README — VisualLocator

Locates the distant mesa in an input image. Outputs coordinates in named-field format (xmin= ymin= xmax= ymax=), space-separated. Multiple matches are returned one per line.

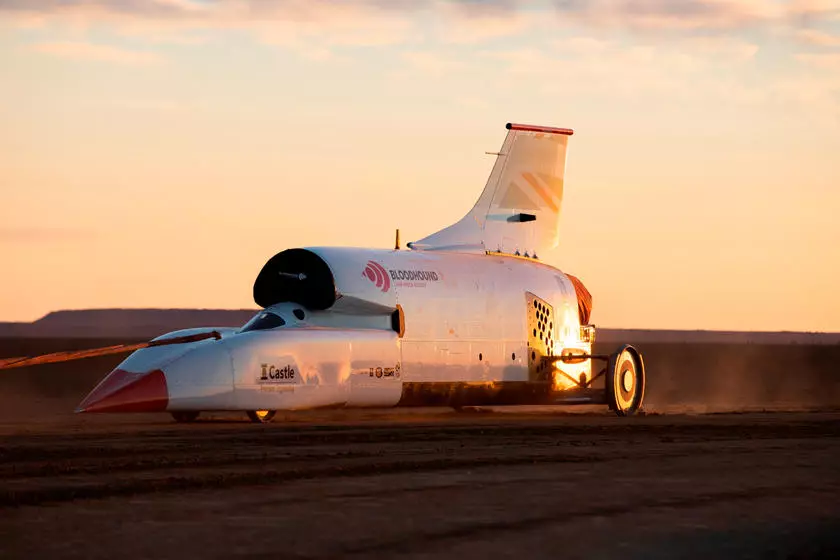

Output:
xmin=600 ymin=328 xmax=840 ymax=346
xmin=0 ymin=309 xmax=837 ymax=344
xmin=0 ymin=309 xmax=258 ymax=339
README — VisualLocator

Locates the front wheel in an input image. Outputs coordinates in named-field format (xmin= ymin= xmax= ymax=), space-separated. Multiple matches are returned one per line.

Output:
xmin=246 ymin=410 xmax=276 ymax=423
xmin=171 ymin=411 xmax=200 ymax=423
xmin=606 ymin=346 xmax=645 ymax=416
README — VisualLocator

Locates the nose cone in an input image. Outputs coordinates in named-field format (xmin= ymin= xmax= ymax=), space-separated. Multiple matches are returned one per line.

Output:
xmin=76 ymin=369 xmax=168 ymax=413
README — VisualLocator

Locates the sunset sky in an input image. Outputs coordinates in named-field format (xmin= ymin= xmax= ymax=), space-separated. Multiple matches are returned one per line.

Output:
xmin=1 ymin=0 xmax=838 ymax=331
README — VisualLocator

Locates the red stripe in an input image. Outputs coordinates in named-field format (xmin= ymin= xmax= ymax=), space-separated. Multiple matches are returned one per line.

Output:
xmin=506 ymin=123 xmax=574 ymax=135
xmin=77 ymin=369 xmax=168 ymax=413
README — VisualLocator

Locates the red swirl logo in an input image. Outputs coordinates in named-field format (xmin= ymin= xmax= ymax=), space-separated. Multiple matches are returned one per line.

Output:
xmin=362 ymin=261 xmax=390 ymax=292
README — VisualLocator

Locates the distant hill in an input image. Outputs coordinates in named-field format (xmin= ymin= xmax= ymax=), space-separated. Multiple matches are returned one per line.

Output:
xmin=0 ymin=309 xmax=838 ymax=344
xmin=0 ymin=309 xmax=257 ymax=339
xmin=597 ymin=329 xmax=840 ymax=345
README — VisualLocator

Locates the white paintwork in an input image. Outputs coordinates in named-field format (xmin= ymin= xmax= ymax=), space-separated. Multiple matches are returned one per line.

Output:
xmin=84 ymin=123 xmax=610 ymax=414
xmin=104 ymin=248 xmax=592 ymax=411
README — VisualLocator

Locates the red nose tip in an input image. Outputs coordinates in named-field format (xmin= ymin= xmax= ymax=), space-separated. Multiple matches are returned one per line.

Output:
xmin=76 ymin=369 xmax=168 ymax=413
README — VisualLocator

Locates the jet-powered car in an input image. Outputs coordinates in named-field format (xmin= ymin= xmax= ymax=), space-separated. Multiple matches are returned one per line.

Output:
xmin=75 ymin=123 xmax=645 ymax=422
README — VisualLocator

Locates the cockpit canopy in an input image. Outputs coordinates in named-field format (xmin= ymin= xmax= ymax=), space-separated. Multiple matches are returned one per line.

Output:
xmin=240 ymin=311 xmax=286 ymax=333
xmin=239 ymin=303 xmax=308 ymax=333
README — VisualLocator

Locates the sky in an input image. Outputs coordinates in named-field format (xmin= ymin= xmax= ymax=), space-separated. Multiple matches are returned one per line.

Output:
xmin=1 ymin=0 xmax=839 ymax=331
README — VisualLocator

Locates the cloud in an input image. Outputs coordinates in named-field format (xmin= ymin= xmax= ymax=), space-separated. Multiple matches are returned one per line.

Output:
xmin=30 ymin=41 xmax=162 ymax=64
xmin=486 ymin=43 xmax=702 ymax=98
xmin=796 ymin=51 xmax=840 ymax=69
xmin=0 ymin=0 xmax=539 ymax=63
xmin=401 ymin=51 xmax=464 ymax=75
xmin=0 ymin=0 xmax=204 ymax=19
xmin=558 ymin=33 xmax=760 ymax=61
xmin=562 ymin=36 xmax=612 ymax=53
xmin=1 ymin=0 xmax=838 ymax=57
xmin=254 ymin=11 xmax=414 ymax=51
xmin=482 ymin=34 xmax=778 ymax=111
xmin=793 ymin=27 xmax=840 ymax=46
xmin=552 ymin=0 xmax=783 ymax=32
xmin=787 ymin=0 xmax=840 ymax=23
xmin=678 ymin=35 xmax=760 ymax=59
xmin=432 ymin=3 xmax=536 ymax=43
xmin=0 ymin=1 xmax=814 ymax=38
xmin=0 ymin=0 xmax=462 ymax=24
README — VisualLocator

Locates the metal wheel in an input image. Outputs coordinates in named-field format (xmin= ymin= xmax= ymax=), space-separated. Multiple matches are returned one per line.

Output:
xmin=606 ymin=345 xmax=645 ymax=416
xmin=171 ymin=411 xmax=200 ymax=423
xmin=246 ymin=410 xmax=276 ymax=423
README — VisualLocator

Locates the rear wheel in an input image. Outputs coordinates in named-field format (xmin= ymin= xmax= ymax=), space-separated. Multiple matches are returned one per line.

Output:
xmin=246 ymin=410 xmax=276 ymax=423
xmin=171 ymin=411 xmax=200 ymax=423
xmin=606 ymin=346 xmax=645 ymax=416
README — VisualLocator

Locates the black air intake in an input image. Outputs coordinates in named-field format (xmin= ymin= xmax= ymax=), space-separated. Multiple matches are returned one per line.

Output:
xmin=253 ymin=249 xmax=337 ymax=310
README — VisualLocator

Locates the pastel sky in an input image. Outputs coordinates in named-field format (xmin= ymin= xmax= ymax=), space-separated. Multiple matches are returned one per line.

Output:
xmin=1 ymin=0 xmax=839 ymax=331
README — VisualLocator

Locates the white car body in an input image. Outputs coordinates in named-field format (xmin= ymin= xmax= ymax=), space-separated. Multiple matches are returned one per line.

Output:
xmin=77 ymin=123 xmax=645 ymax=419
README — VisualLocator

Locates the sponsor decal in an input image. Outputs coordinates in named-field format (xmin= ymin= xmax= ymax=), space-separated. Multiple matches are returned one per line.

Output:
xmin=389 ymin=269 xmax=440 ymax=283
xmin=363 ymin=261 xmax=391 ymax=292
xmin=369 ymin=362 xmax=401 ymax=378
xmin=362 ymin=261 xmax=441 ymax=291
xmin=259 ymin=363 xmax=296 ymax=384
xmin=260 ymin=385 xmax=294 ymax=393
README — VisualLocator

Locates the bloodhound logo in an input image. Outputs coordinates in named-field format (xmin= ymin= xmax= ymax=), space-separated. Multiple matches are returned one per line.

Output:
xmin=363 ymin=260 xmax=391 ymax=293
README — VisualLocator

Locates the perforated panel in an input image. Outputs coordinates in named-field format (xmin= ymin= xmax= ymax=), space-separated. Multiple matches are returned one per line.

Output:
xmin=526 ymin=292 xmax=555 ymax=382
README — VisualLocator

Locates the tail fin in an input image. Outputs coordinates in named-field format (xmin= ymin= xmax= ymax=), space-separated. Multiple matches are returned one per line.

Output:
xmin=409 ymin=123 xmax=572 ymax=258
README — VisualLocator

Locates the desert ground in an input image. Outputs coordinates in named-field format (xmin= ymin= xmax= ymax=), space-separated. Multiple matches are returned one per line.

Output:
xmin=1 ymin=338 xmax=839 ymax=559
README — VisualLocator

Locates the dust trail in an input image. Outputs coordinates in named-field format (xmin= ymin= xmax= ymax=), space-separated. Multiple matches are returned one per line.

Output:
xmin=2 ymin=338 xmax=839 ymax=424
xmin=0 ymin=337 xmax=132 ymax=424
xmin=615 ymin=342 xmax=840 ymax=414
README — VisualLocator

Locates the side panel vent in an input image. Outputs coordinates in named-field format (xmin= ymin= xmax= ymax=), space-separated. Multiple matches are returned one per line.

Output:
xmin=526 ymin=292 xmax=555 ymax=383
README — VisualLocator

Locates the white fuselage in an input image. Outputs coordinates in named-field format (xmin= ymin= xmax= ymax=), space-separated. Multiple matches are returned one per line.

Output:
xmin=97 ymin=247 xmax=592 ymax=412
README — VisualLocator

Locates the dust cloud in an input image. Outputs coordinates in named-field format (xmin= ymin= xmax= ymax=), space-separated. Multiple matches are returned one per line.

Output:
xmin=602 ymin=342 xmax=840 ymax=414
xmin=0 ymin=339 xmax=838 ymax=423
xmin=0 ymin=338 xmax=126 ymax=424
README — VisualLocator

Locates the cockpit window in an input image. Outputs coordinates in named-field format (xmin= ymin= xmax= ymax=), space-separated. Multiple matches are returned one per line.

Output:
xmin=293 ymin=308 xmax=305 ymax=320
xmin=241 ymin=312 xmax=286 ymax=332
